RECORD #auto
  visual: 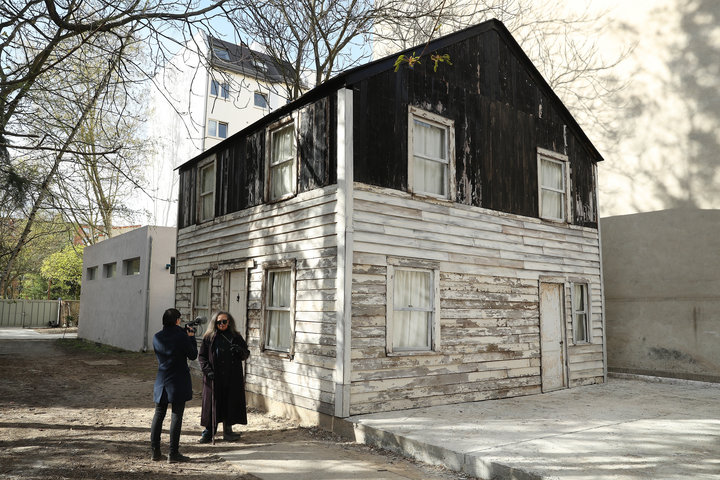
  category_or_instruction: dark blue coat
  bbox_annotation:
[153,325,198,404]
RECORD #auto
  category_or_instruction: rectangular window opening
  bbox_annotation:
[198,161,215,222]
[193,276,210,322]
[268,121,296,201]
[86,266,97,281]
[409,107,454,199]
[263,265,295,354]
[103,262,116,279]
[254,91,269,108]
[538,150,569,222]
[573,283,590,343]
[123,257,141,276]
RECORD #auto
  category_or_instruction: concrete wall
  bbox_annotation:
[79,226,177,352]
[601,209,720,381]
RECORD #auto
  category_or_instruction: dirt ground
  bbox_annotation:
[0,331,473,480]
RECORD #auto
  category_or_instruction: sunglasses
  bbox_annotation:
[216,319,228,325]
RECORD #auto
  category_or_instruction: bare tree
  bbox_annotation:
[0,0,233,297]
[374,0,631,151]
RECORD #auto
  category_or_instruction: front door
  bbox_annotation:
[226,270,248,337]
[539,282,566,392]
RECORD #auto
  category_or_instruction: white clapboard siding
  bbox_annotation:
[177,187,339,416]
[349,185,604,414]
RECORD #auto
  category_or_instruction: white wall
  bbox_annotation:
[143,33,289,226]
[79,226,177,352]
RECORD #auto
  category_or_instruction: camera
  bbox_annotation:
[184,316,206,334]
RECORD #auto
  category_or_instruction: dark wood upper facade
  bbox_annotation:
[178,19,601,229]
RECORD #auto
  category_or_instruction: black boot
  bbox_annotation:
[167,451,191,463]
[198,429,212,444]
[223,424,240,441]
[151,447,163,461]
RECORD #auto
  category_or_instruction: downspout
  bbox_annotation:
[334,88,353,418]
[201,32,210,152]
[142,232,153,352]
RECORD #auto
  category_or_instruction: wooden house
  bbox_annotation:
[175,19,605,421]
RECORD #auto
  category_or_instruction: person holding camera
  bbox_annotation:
[150,308,198,463]
[198,311,250,443]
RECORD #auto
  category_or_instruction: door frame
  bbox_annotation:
[217,259,254,339]
[538,279,569,392]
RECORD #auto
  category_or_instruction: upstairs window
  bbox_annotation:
[198,160,215,222]
[408,106,455,200]
[538,149,570,222]
[208,119,228,139]
[572,283,590,343]
[86,266,97,281]
[210,80,229,99]
[213,47,231,61]
[267,120,296,202]
[254,91,269,109]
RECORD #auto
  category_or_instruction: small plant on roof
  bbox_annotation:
[430,53,452,72]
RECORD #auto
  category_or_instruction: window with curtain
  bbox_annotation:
[198,161,215,222]
[392,268,434,351]
[538,151,568,221]
[409,108,453,199]
[573,283,590,343]
[268,122,295,201]
[193,276,210,322]
[264,268,293,352]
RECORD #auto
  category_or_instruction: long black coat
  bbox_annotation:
[198,332,248,429]
[152,325,198,404]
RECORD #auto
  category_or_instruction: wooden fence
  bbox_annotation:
[0,299,79,328]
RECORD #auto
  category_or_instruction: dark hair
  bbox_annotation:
[162,308,181,327]
[204,311,240,339]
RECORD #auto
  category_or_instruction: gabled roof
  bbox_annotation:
[208,36,293,84]
[180,19,603,170]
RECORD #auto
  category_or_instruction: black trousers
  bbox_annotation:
[150,401,186,453]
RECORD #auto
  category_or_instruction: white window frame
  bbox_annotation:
[123,257,141,276]
[265,117,297,202]
[207,119,228,139]
[192,275,211,322]
[197,157,216,223]
[261,260,296,356]
[386,259,441,355]
[538,148,571,223]
[210,79,229,99]
[408,106,455,201]
[254,91,269,109]
[572,282,591,344]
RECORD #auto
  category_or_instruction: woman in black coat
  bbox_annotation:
[198,311,249,443]
[150,308,198,463]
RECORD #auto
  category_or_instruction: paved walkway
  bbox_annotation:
[221,376,720,479]
[345,375,720,479]
[0,327,77,339]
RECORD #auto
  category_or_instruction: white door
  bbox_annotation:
[226,270,247,337]
[539,282,566,392]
